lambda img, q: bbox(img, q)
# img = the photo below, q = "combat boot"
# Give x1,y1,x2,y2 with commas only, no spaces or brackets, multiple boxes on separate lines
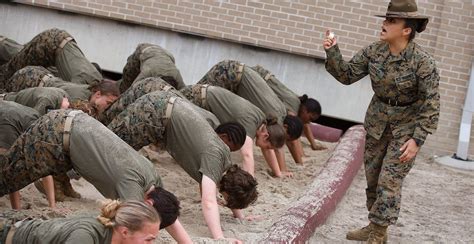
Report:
346,223,387,242
54,174,81,199
367,223,388,244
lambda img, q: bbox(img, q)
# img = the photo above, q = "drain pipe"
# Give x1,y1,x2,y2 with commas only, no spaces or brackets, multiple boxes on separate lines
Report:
436,61,474,170
455,61,474,160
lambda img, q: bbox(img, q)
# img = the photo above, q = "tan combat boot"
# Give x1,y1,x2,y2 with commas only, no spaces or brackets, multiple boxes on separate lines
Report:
346,223,387,242
367,223,388,244
55,174,81,199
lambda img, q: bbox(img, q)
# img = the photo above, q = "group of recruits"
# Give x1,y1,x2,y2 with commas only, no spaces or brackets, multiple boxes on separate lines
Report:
0,27,323,243
0,0,441,242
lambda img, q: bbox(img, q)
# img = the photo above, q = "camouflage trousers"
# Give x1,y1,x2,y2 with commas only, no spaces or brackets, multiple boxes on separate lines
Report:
120,43,185,93
4,66,52,92
0,28,101,87
0,35,23,65
179,84,208,109
197,60,244,93
107,91,176,150
102,77,181,125
364,125,416,226
0,110,73,196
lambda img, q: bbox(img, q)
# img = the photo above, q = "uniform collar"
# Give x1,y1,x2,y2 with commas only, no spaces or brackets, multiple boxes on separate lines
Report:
382,41,415,62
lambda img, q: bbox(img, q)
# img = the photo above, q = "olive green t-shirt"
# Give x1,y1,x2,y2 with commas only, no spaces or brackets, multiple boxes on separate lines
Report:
4,87,68,115
166,99,232,184
70,113,162,200
266,76,300,114
0,35,22,65
250,65,301,114
13,216,112,244
48,80,91,101
207,86,265,138
0,101,39,148
238,67,287,124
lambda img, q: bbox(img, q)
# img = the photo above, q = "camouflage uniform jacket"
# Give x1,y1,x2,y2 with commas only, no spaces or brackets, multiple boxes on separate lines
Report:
325,41,440,143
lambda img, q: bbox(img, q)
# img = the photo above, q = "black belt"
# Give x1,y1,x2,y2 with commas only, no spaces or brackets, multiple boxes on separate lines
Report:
377,96,417,106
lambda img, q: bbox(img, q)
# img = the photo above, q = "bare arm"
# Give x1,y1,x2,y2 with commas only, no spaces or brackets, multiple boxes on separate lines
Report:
261,148,282,177
303,124,327,150
286,139,304,164
165,219,193,244
9,191,21,209
201,175,225,239
42,175,56,208
239,136,255,176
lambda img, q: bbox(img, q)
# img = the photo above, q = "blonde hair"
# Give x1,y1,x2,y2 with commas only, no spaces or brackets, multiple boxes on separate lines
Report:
97,199,160,231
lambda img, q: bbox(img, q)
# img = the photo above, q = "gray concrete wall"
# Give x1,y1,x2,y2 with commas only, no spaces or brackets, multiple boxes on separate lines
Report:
0,3,373,122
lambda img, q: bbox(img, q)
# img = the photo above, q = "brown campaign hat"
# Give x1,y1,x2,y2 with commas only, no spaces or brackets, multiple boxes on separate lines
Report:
375,0,429,32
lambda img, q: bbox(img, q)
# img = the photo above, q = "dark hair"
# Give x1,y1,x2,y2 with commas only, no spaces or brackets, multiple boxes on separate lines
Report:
89,79,120,97
91,62,103,75
147,187,181,229
404,19,419,41
264,116,286,148
284,115,303,141
160,76,178,89
215,122,246,150
299,95,321,118
219,165,258,209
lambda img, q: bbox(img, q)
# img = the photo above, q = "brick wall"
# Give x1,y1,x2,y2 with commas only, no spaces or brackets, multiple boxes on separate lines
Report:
13,0,474,156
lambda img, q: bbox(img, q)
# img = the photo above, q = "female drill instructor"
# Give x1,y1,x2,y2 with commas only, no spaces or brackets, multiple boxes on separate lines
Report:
323,0,440,243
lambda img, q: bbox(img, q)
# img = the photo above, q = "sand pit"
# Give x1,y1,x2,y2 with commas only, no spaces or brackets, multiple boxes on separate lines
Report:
0,140,336,243
311,152,474,243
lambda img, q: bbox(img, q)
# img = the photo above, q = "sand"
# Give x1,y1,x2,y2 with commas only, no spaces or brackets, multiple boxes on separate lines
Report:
0,140,336,243
310,152,474,243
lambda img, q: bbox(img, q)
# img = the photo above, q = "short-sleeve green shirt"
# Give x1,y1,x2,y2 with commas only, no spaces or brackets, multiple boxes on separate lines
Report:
206,86,265,138
0,101,39,148
4,87,68,115
250,65,301,114
165,100,232,184
13,216,112,244
70,113,162,200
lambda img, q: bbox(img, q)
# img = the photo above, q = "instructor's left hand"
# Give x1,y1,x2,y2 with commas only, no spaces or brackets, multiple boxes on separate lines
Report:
399,139,419,163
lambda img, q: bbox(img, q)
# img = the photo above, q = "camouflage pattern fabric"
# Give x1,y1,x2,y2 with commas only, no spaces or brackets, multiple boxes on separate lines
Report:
197,60,244,93
107,91,176,150
101,77,183,125
325,41,440,226
179,84,207,109
0,28,71,84
0,110,73,196
69,99,98,119
120,43,185,93
364,126,415,226
4,66,52,92
325,41,439,142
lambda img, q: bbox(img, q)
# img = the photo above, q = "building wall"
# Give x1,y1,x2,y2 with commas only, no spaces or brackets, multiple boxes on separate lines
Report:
7,0,474,157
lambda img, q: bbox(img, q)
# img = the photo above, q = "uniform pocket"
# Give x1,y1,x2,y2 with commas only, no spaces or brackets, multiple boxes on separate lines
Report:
395,72,416,90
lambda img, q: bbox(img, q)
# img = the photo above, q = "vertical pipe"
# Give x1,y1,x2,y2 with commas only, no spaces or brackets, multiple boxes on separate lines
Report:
456,61,474,160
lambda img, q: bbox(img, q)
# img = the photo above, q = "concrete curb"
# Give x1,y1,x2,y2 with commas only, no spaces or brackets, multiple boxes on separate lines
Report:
261,125,366,242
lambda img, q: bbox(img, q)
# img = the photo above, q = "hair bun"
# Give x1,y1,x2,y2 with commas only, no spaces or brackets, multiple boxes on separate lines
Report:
265,114,278,125
97,199,121,227
299,94,308,103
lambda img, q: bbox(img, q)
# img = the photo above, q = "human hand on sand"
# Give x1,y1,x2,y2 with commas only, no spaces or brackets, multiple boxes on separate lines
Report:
219,237,242,244
323,29,337,50
311,141,327,151
278,171,294,178
237,214,264,222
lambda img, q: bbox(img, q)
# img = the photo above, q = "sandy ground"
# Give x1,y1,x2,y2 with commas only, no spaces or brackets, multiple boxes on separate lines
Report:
311,152,474,243
0,140,336,243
